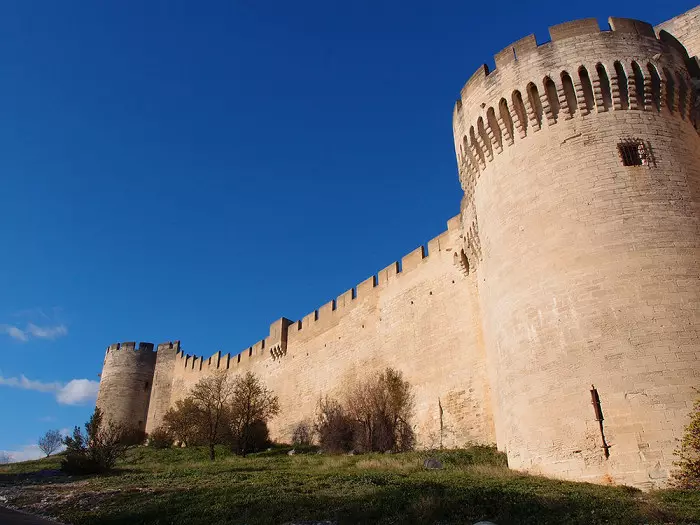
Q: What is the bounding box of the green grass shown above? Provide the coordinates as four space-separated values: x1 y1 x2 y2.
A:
1 445 699 524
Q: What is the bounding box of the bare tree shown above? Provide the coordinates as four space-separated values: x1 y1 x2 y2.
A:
189 371 236 460
228 372 279 456
163 397 206 447
38 429 63 457
291 420 314 446
314 395 354 453
346 367 415 452
0 451 10 464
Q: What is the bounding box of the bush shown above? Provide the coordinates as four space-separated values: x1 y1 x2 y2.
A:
148 427 174 449
163 398 207 447
291 420 314 446
61 407 135 475
346 367 415 453
315 396 355 453
673 395 700 489
227 372 279 456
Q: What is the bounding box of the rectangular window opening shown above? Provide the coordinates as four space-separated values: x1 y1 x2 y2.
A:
618 140 648 166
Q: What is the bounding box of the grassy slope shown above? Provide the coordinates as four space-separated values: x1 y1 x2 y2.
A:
1 446 699 525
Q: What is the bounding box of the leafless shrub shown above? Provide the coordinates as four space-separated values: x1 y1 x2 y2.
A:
163 398 206 447
314 395 355 453
291 420 314 446
346 367 415 453
227 372 279 456
61 407 135 474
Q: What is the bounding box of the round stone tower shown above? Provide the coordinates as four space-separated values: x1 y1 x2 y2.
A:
453 17 700 488
96 342 157 432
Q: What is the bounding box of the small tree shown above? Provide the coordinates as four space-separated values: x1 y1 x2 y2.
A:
291 420 314 446
228 372 279 456
61 407 133 474
0 451 10 464
346 367 415 453
673 395 700 489
189 371 236 460
148 427 174 449
38 429 63 457
163 397 206 447
314 395 355 453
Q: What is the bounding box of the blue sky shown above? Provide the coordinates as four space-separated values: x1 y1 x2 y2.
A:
0 0 693 460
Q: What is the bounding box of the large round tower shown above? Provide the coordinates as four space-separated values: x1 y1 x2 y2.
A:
453 17 700 488
96 342 157 432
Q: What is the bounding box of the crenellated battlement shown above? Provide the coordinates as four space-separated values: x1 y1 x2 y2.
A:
162 216 464 374
452 16 698 200
106 341 155 354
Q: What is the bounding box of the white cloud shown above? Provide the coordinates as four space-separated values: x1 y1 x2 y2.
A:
56 379 100 405
0 444 44 463
0 373 98 406
1 325 29 341
0 323 68 342
26 323 68 339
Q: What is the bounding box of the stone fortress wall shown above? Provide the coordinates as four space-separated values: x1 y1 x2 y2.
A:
100 217 497 451
96 7 700 489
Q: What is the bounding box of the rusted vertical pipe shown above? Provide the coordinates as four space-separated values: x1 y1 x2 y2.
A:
590 385 611 458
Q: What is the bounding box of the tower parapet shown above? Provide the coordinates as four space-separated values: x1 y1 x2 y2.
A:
96 341 157 432
453 17 697 272
453 16 700 488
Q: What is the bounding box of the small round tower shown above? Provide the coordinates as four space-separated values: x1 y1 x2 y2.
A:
453 17 700 488
96 342 157 432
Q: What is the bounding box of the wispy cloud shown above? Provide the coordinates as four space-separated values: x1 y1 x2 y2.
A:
0 323 68 342
0 444 44 463
0 372 99 405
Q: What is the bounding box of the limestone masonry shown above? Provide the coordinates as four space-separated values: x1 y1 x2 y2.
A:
97 8 700 489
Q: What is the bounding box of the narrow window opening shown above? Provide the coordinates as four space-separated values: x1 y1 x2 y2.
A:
332 299 337 311
579 66 595 113
477 117 492 157
144 381 149 392
631 61 645 109
544 76 560 121
351 287 357 299
512 90 528 134
663 67 676 112
676 72 689 118
469 126 485 165
614 62 629 110
237 353 241 363
499 98 514 140
648 63 662 111
249 347 253 357
527 82 543 127
486 107 502 150
618 139 649 166
561 71 577 117
596 63 612 111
